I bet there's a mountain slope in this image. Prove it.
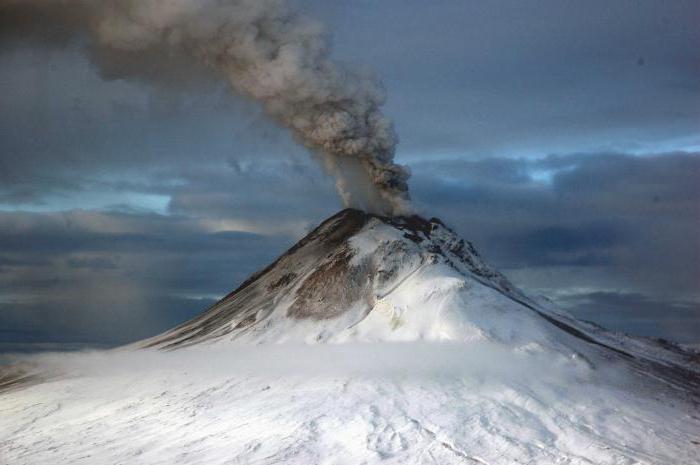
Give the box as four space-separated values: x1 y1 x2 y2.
140 208 522 347
2 208 699 465
139 209 700 389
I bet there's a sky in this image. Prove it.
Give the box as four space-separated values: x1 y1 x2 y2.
0 0 698 351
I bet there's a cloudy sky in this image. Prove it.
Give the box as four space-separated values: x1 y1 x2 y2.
0 0 698 351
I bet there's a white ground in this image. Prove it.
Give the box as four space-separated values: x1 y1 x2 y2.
1 343 698 465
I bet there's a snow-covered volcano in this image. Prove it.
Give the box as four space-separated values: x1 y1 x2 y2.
140 208 525 347
2 209 699 465
139 208 698 377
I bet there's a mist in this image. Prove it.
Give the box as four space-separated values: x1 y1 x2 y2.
6 341 598 384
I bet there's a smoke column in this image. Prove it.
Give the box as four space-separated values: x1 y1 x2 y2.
0 0 412 215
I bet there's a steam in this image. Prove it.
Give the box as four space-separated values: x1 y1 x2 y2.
0 0 412 215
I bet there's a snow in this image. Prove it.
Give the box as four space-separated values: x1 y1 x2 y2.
346 221 407 267
1 343 698 465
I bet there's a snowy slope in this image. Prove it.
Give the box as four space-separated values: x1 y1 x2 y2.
2 343 699 465
1 209 699 465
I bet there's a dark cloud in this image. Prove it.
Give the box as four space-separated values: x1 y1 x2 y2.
317 0 700 155
412 152 700 293
0 296 218 348
65 256 118 270
0 2 87 48
559 292 700 344
495 223 627 267
0 210 293 347
0 1 220 89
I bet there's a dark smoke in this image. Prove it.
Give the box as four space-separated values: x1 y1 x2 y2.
0 0 412 215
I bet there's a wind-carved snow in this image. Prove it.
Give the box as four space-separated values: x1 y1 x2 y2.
1 209 699 464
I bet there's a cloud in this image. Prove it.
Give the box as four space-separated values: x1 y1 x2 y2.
0 295 218 348
307 0 700 156
0 209 292 347
413 152 699 275
557 291 700 344
0 0 412 215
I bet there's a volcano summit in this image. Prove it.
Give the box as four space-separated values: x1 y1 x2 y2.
139 208 521 347
1 209 699 465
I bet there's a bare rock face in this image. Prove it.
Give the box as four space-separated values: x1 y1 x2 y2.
288 246 368 319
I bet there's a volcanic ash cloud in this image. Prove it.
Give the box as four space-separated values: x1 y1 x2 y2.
1 0 412 215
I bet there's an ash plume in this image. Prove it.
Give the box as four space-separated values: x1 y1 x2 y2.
0 0 412 215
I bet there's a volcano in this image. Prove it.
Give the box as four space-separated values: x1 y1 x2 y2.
2 209 699 465
139 208 525 348
139 209 697 376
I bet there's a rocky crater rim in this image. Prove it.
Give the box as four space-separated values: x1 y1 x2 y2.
319 208 451 244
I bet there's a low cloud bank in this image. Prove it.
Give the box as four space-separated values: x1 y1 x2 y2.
6 341 597 385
